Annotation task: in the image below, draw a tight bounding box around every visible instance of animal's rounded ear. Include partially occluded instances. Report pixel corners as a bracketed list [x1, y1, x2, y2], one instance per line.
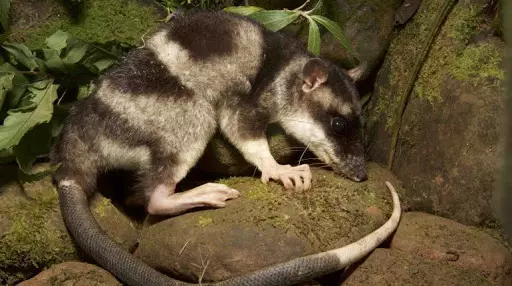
[344, 62, 367, 82]
[302, 58, 329, 93]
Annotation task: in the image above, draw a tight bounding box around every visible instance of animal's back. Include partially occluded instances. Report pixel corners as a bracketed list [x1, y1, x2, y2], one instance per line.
[50, 11, 268, 196]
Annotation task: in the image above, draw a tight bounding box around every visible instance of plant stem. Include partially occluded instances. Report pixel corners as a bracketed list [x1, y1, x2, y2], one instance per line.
[294, 0, 311, 11]
[387, 0, 457, 170]
[303, 0, 322, 15]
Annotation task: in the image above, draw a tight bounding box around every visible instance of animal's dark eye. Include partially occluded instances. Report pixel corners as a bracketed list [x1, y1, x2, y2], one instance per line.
[331, 117, 345, 134]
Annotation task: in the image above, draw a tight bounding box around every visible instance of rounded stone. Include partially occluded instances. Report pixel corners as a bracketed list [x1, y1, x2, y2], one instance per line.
[341, 248, 494, 286]
[389, 212, 512, 285]
[134, 163, 403, 283]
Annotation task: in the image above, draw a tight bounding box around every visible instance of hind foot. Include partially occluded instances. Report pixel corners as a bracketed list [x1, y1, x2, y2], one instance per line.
[147, 183, 240, 216]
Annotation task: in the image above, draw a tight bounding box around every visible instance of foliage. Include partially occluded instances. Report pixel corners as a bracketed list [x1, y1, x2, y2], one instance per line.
[0, 0, 10, 33]
[0, 30, 132, 180]
[225, 0, 354, 56]
[158, 0, 353, 57]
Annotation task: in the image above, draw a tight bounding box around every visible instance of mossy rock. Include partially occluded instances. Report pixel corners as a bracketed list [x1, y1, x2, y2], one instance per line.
[7, 0, 164, 49]
[134, 163, 404, 283]
[0, 169, 78, 285]
[0, 164, 140, 285]
[365, 0, 504, 226]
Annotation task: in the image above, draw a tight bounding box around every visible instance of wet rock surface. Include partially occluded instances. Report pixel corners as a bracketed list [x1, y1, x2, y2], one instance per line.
[134, 164, 403, 283]
[390, 212, 512, 285]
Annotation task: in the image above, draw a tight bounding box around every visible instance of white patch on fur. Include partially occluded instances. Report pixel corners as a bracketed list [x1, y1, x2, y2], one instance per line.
[236, 138, 276, 170]
[146, 20, 264, 101]
[99, 137, 151, 169]
[96, 84, 217, 183]
[340, 103, 352, 116]
[278, 112, 338, 165]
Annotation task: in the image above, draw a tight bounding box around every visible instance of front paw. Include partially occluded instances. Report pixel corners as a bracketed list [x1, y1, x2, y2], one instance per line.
[261, 164, 312, 191]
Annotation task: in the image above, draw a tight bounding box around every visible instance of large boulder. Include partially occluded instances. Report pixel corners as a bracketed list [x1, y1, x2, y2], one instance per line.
[134, 163, 404, 283]
[17, 262, 121, 286]
[0, 164, 140, 284]
[389, 212, 512, 285]
[317, 0, 402, 80]
[340, 248, 494, 286]
[365, 0, 505, 226]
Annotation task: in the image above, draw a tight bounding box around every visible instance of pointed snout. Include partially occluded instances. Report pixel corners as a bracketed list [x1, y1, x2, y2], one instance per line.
[332, 154, 368, 182]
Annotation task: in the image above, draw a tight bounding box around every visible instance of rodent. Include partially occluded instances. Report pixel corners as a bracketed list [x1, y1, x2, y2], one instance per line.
[50, 10, 401, 286]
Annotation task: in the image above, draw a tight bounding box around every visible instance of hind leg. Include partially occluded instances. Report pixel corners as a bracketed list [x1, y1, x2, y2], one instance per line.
[147, 183, 240, 216]
[142, 147, 240, 217]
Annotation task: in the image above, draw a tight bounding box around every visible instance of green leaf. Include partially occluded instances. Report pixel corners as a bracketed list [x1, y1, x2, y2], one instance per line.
[2, 43, 39, 71]
[77, 83, 95, 100]
[63, 42, 89, 65]
[0, 147, 14, 164]
[0, 73, 14, 110]
[0, 62, 29, 110]
[45, 30, 70, 53]
[92, 58, 116, 72]
[17, 162, 61, 182]
[0, 0, 10, 31]
[10, 74, 28, 109]
[14, 123, 52, 174]
[224, 6, 264, 16]
[50, 104, 69, 137]
[0, 80, 59, 151]
[307, 17, 321, 56]
[248, 10, 299, 31]
[310, 15, 354, 55]
[43, 48, 66, 72]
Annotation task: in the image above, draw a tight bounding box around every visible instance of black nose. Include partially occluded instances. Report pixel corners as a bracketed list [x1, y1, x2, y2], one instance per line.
[356, 171, 368, 182]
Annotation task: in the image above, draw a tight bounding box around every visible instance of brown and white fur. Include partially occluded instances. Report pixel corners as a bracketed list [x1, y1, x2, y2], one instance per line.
[50, 10, 401, 286]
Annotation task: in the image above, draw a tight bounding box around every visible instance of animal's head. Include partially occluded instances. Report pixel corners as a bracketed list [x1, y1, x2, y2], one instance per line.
[283, 58, 367, 182]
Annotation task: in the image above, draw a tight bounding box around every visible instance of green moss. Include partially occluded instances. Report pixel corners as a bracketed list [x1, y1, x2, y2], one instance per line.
[0, 188, 76, 283]
[414, 3, 486, 104]
[9, 0, 161, 49]
[449, 41, 505, 87]
[197, 215, 213, 226]
[447, 4, 483, 44]
[196, 165, 398, 251]
[373, 1, 489, 130]
[93, 197, 113, 218]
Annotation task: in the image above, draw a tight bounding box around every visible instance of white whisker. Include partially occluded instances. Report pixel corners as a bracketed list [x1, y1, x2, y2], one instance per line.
[298, 142, 311, 165]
